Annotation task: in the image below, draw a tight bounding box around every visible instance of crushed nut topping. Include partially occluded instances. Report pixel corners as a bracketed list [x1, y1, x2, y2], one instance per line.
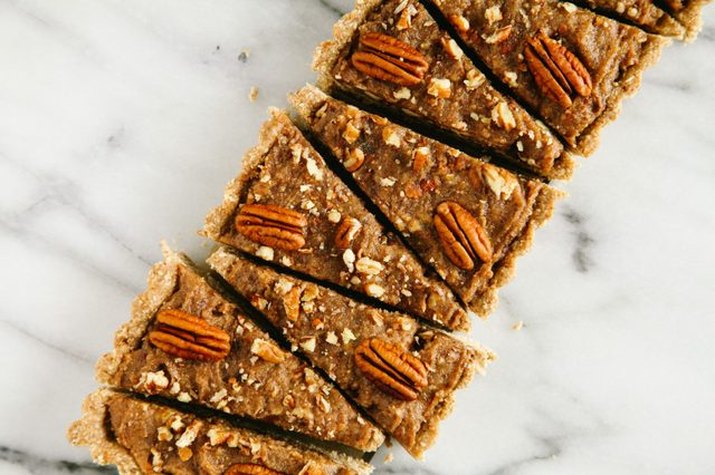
[299, 336, 316, 353]
[383, 128, 401, 147]
[342, 121, 361, 144]
[491, 102, 516, 131]
[344, 147, 365, 172]
[175, 420, 202, 448]
[305, 156, 324, 181]
[485, 6, 503, 24]
[393, 87, 412, 100]
[342, 249, 356, 272]
[441, 38, 463, 60]
[464, 69, 485, 89]
[255, 246, 274, 261]
[450, 14, 470, 33]
[327, 209, 342, 223]
[251, 338, 286, 363]
[355, 257, 384, 275]
[427, 78, 452, 98]
[365, 282, 386, 298]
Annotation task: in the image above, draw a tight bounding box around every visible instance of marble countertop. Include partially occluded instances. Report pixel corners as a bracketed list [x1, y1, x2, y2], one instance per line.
[1, 1, 714, 473]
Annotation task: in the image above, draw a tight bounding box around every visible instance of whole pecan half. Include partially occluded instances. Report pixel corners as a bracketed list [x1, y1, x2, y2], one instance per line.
[351, 32, 428, 86]
[148, 309, 231, 361]
[434, 201, 492, 270]
[224, 463, 285, 475]
[524, 32, 592, 108]
[354, 338, 428, 401]
[235, 203, 307, 251]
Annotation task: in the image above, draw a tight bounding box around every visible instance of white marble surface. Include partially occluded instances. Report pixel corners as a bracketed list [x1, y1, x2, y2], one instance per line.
[0, 0, 714, 473]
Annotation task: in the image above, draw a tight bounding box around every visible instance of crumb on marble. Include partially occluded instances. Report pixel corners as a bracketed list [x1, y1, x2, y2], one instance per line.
[512, 320, 524, 331]
[248, 86, 259, 102]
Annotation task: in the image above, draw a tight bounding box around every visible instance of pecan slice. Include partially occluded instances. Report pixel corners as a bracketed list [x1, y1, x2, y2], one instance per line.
[354, 338, 428, 401]
[434, 201, 492, 270]
[351, 32, 428, 86]
[224, 463, 285, 475]
[524, 32, 592, 108]
[148, 309, 230, 361]
[235, 203, 307, 251]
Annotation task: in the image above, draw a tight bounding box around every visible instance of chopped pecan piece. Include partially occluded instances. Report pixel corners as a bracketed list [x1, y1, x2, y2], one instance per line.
[224, 463, 285, 475]
[250, 338, 286, 364]
[235, 203, 307, 251]
[148, 309, 231, 361]
[524, 32, 592, 108]
[354, 337, 428, 401]
[434, 201, 492, 270]
[334, 217, 362, 249]
[351, 32, 428, 86]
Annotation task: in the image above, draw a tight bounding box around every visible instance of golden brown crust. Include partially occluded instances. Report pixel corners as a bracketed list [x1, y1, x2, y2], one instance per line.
[67, 389, 145, 475]
[203, 109, 289, 242]
[68, 389, 374, 475]
[574, 34, 669, 156]
[313, 0, 384, 91]
[676, 0, 711, 41]
[469, 185, 564, 317]
[96, 242, 188, 384]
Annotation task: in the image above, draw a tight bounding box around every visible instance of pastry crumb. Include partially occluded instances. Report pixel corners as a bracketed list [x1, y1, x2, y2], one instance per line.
[512, 320, 524, 331]
[248, 86, 259, 102]
[384, 451, 394, 463]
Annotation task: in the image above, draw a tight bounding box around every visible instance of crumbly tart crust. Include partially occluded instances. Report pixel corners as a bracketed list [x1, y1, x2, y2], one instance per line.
[96, 245, 384, 452]
[208, 249, 495, 458]
[68, 389, 373, 475]
[312, 0, 574, 180]
[429, 0, 668, 156]
[577, 0, 685, 37]
[203, 109, 469, 331]
[291, 86, 562, 316]
[673, 0, 712, 40]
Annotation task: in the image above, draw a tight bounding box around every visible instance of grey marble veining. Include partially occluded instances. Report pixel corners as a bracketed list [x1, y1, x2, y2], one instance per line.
[0, 1, 713, 473]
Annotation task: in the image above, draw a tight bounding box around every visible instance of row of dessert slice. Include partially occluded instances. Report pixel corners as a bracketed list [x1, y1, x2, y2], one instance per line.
[70, 243, 491, 464]
[312, 0, 675, 176]
[70, 93, 559, 468]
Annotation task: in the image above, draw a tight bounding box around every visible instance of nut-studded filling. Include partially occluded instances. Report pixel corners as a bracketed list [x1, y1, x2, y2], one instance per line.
[148, 309, 231, 361]
[235, 203, 308, 251]
[351, 32, 429, 86]
[524, 32, 592, 108]
[433, 201, 493, 271]
[224, 463, 286, 475]
[354, 337, 428, 401]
